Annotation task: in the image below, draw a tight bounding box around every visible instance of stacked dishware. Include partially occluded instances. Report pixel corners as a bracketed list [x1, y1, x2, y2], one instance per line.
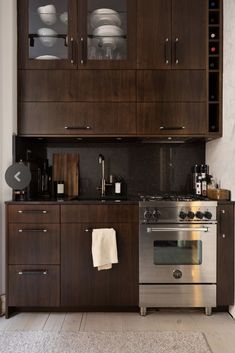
[89, 8, 124, 60]
[35, 4, 68, 59]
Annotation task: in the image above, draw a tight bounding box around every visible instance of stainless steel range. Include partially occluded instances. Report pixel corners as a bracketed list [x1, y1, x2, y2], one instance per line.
[139, 195, 217, 316]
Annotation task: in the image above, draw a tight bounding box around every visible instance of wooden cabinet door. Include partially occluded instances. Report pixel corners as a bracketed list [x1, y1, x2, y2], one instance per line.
[137, 0, 171, 69]
[18, 0, 78, 69]
[172, 0, 207, 69]
[217, 204, 234, 306]
[61, 223, 138, 307]
[19, 102, 136, 136]
[78, 0, 136, 69]
[137, 103, 207, 136]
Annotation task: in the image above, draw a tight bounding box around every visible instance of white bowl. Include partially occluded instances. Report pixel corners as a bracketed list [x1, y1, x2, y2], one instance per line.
[90, 8, 121, 29]
[37, 28, 58, 47]
[60, 11, 68, 25]
[35, 55, 60, 60]
[93, 24, 124, 37]
[37, 5, 57, 25]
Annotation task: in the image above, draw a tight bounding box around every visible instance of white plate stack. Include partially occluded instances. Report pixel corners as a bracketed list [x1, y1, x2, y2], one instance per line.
[90, 8, 124, 59]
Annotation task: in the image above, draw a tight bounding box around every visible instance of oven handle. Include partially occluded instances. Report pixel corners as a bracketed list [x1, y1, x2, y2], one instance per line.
[147, 227, 208, 233]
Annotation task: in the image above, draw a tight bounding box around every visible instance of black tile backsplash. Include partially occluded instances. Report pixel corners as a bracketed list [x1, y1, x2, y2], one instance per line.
[45, 141, 205, 197]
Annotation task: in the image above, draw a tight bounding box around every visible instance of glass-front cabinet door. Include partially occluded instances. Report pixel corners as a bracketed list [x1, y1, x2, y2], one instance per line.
[79, 0, 136, 68]
[18, 0, 77, 69]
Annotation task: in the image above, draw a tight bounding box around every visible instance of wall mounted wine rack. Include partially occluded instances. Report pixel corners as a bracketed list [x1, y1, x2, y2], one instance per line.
[208, 0, 223, 135]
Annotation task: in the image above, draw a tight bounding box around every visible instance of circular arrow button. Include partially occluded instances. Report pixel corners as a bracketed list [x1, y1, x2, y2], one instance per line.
[5, 162, 31, 190]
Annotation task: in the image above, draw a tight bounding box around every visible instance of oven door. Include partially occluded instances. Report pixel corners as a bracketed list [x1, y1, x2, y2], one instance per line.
[139, 223, 216, 284]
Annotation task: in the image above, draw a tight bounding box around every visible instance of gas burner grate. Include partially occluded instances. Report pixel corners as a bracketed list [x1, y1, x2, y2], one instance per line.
[139, 194, 209, 202]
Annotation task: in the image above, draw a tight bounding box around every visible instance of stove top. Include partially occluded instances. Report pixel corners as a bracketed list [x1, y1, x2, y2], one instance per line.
[139, 194, 209, 202]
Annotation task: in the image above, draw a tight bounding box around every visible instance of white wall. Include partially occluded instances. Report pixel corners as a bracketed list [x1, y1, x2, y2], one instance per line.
[0, 0, 17, 293]
[206, 0, 235, 316]
[206, 0, 235, 197]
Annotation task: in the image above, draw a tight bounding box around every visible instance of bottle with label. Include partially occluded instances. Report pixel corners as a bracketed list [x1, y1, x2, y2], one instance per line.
[192, 164, 199, 193]
[200, 165, 208, 197]
[115, 179, 122, 195]
[56, 180, 65, 200]
[196, 176, 202, 195]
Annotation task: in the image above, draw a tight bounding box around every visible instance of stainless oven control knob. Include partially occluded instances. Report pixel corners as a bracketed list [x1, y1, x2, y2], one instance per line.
[187, 211, 195, 219]
[153, 209, 161, 220]
[173, 269, 182, 279]
[196, 211, 204, 219]
[204, 211, 212, 220]
[179, 211, 187, 220]
[144, 210, 152, 220]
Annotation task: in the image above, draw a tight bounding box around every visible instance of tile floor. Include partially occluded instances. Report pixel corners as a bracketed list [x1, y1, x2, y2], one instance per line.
[0, 310, 234, 353]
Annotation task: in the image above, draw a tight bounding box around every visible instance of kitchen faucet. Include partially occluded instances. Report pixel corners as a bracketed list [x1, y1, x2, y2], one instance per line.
[98, 154, 106, 197]
[97, 154, 113, 197]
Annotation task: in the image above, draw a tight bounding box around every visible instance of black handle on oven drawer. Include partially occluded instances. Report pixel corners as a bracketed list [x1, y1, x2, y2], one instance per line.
[18, 229, 48, 233]
[160, 126, 185, 131]
[18, 270, 48, 276]
[17, 210, 48, 214]
[64, 126, 91, 130]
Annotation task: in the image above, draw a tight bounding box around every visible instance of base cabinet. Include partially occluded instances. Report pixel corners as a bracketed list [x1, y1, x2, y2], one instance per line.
[217, 203, 234, 306]
[61, 222, 138, 307]
[61, 204, 139, 308]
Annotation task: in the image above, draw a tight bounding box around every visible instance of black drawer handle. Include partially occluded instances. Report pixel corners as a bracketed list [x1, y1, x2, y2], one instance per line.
[164, 38, 170, 65]
[18, 229, 48, 233]
[160, 126, 185, 131]
[70, 37, 75, 64]
[175, 37, 179, 64]
[85, 228, 93, 232]
[17, 210, 48, 214]
[80, 37, 85, 65]
[18, 270, 48, 276]
[64, 126, 91, 130]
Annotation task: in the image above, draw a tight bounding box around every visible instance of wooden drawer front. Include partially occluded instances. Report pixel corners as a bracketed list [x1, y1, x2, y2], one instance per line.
[137, 103, 207, 135]
[8, 265, 60, 307]
[137, 70, 206, 102]
[19, 70, 136, 102]
[8, 205, 60, 223]
[8, 224, 60, 265]
[61, 205, 139, 223]
[19, 103, 137, 135]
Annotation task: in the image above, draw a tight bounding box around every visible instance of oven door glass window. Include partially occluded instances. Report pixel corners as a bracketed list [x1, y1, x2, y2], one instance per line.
[153, 240, 202, 265]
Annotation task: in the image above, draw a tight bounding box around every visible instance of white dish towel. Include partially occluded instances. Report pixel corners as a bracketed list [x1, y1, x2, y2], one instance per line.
[92, 228, 118, 271]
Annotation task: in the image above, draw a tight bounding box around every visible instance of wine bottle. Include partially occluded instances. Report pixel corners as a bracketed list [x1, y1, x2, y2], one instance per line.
[209, 1, 218, 9]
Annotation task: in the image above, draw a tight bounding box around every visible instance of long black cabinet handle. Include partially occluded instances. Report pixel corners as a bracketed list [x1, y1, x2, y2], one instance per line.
[160, 126, 185, 131]
[18, 229, 48, 233]
[80, 37, 85, 65]
[17, 210, 48, 214]
[164, 38, 170, 65]
[175, 37, 179, 64]
[70, 37, 75, 64]
[18, 270, 48, 276]
[64, 126, 91, 130]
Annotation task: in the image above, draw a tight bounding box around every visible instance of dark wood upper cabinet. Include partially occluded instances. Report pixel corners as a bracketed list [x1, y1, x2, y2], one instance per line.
[137, 0, 171, 69]
[137, 0, 207, 69]
[18, 0, 136, 70]
[171, 0, 207, 69]
[18, 0, 78, 69]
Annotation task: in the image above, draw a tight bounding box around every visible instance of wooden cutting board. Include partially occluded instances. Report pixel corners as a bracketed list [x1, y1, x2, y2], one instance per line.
[53, 153, 79, 197]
